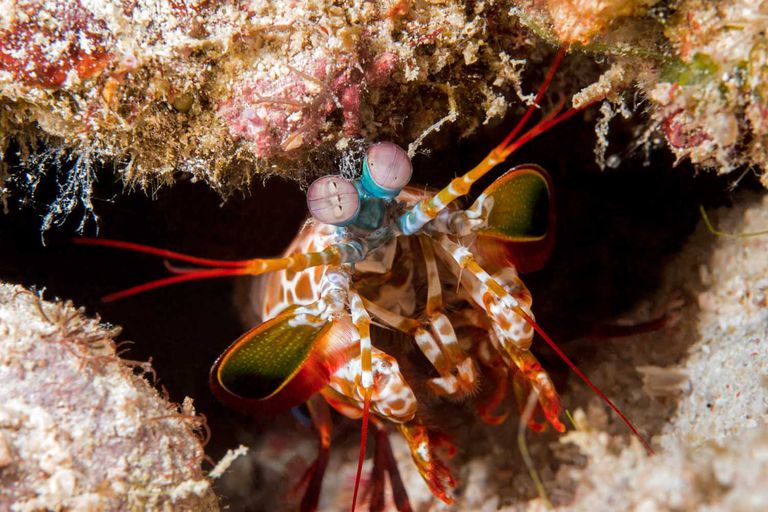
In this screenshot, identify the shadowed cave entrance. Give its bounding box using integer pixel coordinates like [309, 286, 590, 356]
[0, 114, 753, 510]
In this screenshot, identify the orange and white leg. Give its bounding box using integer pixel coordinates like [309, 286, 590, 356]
[348, 289, 373, 391]
[319, 341, 418, 512]
[437, 237, 535, 349]
[418, 235, 477, 394]
[397, 47, 575, 235]
[357, 236, 476, 397]
[321, 346, 417, 424]
[435, 238, 655, 452]
[436, 236, 564, 431]
[361, 298, 468, 398]
[427, 313, 477, 395]
[487, 329, 562, 432]
[451, 315, 515, 426]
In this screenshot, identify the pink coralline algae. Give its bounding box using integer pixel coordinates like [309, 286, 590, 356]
[366, 52, 398, 88]
[1, 0, 560, 199]
[0, 0, 113, 88]
[339, 82, 362, 136]
[217, 56, 336, 157]
[662, 110, 709, 150]
[218, 49, 398, 157]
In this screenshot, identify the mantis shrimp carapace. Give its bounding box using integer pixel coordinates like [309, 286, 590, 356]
[77, 46, 652, 511]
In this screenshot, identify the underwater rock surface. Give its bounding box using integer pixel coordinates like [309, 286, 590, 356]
[0, 285, 217, 511]
[1, 1, 767, 510]
[3, 0, 767, 232]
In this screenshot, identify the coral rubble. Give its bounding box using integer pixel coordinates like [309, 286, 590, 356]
[555, 192, 768, 511]
[645, 0, 768, 182]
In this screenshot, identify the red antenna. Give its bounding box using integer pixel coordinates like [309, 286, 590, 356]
[73, 238, 259, 302]
[516, 308, 654, 455]
[351, 389, 373, 512]
[483, 44, 654, 456]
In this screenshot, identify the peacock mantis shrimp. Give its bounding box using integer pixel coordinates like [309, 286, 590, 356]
[77, 46, 653, 511]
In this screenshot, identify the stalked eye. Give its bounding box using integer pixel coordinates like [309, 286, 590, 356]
[361, 142, 412, 199]
[306, 175, 360, 226]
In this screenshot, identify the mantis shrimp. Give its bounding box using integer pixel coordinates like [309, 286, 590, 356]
[77, 47, 652, 510]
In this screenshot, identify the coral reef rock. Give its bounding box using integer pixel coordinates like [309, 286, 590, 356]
[0, 284, 218, 511]
[3, 0, 768, 230]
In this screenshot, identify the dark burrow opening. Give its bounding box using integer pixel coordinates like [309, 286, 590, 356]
[0, 112, 757, 510]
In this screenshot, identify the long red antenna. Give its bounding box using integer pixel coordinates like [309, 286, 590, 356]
[516, 308, 655, 455]
[73, 237, 262, 302]
[351, 388, 373, 512]
[101, 267, 252, 302]
[499, 45, 567, 149]
[74, 238, 255, 268]
[504, 102, 589, 155]
[484, 46, 650, 452]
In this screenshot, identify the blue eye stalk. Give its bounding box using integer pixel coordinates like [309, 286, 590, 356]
[307, 142, 412, 231]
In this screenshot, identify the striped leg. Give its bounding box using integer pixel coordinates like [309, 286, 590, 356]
[499, 334, 563, 433]
[362, 298, 468, 398]
[436, 235, 565, 432]
[398, 422, 457, 505]
[321, 346, 417, 424]
[362, 300, 453, 395]
[437, 237, 535, 348]
[448, 310, 523, 426]
[418, 235, 477, 394]
[319, 286, 416, 424]
[396, 47, 589, 235]
[438, 238, 655, 453]
[349, 289, 373, 391]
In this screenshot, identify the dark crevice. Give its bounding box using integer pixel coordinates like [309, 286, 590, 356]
[0, 108, 757, 510]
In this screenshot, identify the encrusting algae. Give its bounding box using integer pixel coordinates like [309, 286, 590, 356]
[2, 0, 768, 231]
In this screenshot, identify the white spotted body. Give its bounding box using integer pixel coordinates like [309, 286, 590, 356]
[254, 206, 426, 426]
[245, 178, 566, 505]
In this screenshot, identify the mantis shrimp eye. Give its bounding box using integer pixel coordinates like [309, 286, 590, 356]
[306, 175, 361, 226]
[362, 142, 412, 199]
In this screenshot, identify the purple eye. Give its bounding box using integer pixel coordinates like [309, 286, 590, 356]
[306, 176, 360, 226]
[364, 142, 412, 196]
